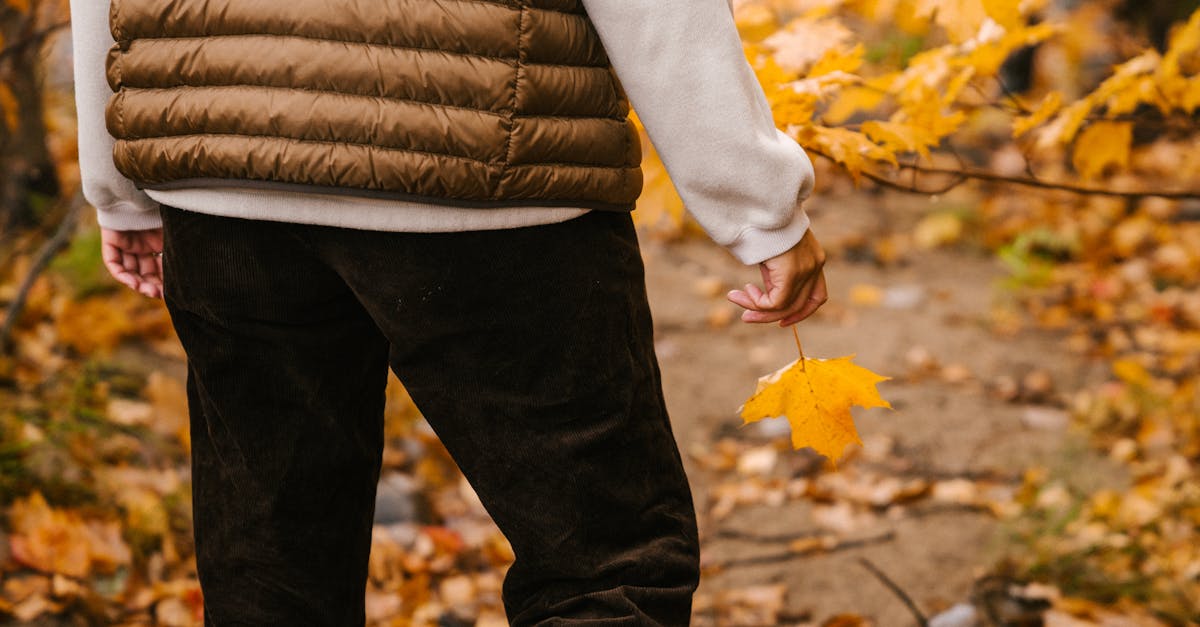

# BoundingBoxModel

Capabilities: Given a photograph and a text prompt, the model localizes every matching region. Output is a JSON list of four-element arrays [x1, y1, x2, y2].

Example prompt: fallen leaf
[[738, 352, 891, 464], [7, 491, 131, 578], [913, 212, 964, 249]]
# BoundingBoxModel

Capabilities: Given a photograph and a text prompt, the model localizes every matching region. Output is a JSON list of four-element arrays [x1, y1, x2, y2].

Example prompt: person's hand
[[726, 228, 827, 326], [101, 226, 164, 299]]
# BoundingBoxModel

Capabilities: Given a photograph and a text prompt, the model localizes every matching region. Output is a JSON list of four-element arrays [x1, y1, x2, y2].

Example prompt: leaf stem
[[792, 326, 805, 367]]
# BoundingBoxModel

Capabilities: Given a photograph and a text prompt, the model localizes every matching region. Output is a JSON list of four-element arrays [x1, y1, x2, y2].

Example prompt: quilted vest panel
[[104, 0, 643, 212]]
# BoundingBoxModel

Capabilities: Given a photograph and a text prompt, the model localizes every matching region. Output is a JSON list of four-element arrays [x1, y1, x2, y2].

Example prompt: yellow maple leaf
[[809, 43, 865, 77], [914, 0, 987, 43], [1072, 120, 1132, 180], [738, 350, 891, 465], [981, 0, 1021, 30], [761, 17, 855, 72], [1035, 98, 1093, 148], [821, 85, 886, 125], [796, 125, 896, 182], [1013, 91, 1063, 138], [733, 2, 780, 42], [1158, 7, 1200, 84], [862, 119, 940, 159]]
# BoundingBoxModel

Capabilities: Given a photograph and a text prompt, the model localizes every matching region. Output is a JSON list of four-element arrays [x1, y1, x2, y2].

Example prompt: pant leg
[[300, 209, 702, 626], [158, 204, 391, 626]]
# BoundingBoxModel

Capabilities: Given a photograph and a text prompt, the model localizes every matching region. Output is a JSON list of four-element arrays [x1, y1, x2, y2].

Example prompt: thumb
[[758, 258, 795, 310]]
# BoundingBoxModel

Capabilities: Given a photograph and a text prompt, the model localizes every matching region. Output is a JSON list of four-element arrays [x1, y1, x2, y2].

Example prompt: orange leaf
[[7, 491, 131, 578], [738, 354, 891, 465]]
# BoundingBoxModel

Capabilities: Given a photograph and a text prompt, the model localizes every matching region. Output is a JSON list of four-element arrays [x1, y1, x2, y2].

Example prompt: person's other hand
[[101, 227, 164, 299], [726, 228, 827, 326]]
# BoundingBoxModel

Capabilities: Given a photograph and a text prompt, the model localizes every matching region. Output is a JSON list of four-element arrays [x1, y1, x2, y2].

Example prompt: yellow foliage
[[846, 0, 930, 35], [821, 85, 886, 124], [809, 42, 866, 77], [761, 17, 855, 72], [1072, 121, 1132, 180], [862, 119, 939, 159], [981, 0, 1021, 30], [1159, 8, 1200, 83], [739, 352, 891, 464], [730, 2, 1196, 193], [1157, 9, 1200, 113], [914, 0, 988, 43], [1035, 97, 1093, 149], [960, 22, 1058, 75], [732, 1, 780, 42], [1013, 91, 1063, 138], [899, 96, 968, 142], [795, 125, 896, 181]]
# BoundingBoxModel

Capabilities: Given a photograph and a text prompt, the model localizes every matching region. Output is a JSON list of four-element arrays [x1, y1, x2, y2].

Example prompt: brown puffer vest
[[104, 0, 643, 212]]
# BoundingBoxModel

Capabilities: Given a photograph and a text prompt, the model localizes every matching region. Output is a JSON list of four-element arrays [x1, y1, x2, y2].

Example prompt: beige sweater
[[70, 0, 815, 265]]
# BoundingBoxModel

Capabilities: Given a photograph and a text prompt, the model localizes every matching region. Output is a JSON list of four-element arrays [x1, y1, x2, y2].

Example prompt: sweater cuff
[[95, 201, 163, 231], [725, 204, 811, 265]]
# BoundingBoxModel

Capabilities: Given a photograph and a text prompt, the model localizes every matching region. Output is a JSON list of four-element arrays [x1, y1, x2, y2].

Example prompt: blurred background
[[1, 0, 1199, 624]]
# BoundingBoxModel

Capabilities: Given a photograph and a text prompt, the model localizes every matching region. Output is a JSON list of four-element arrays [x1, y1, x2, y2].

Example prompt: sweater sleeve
[[579, 0, 816, 265], [69, 0, 162, 231]]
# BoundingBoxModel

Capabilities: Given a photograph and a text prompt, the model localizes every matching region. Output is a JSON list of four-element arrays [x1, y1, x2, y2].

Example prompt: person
[[69, 0, 828, 623]]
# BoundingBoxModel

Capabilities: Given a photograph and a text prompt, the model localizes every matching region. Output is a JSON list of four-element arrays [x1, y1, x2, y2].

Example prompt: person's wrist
[[726, 208, 812, 266]]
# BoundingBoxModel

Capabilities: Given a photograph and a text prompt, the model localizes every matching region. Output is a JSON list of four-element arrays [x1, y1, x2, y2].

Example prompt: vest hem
[[139, 178, 637, 213]]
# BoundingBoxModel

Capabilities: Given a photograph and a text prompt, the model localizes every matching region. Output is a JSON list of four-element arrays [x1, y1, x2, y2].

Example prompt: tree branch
[[0, 192, 84, 354], [0, 20, 70, 63], [858, 557, 929, 627], [807, 148, 1200, 200], [708, 530, 895, 570]]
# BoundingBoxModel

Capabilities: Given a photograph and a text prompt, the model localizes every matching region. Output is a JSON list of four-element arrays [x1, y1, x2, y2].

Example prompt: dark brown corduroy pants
[[157, 203, 701, 626]]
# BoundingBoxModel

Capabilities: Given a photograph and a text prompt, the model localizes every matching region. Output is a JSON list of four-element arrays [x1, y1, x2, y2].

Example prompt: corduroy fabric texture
[[105, 0, 643, 211], [158, 203, 701, 626]]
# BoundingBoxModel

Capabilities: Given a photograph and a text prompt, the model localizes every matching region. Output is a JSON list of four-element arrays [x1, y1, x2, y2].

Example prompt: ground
[[639, 191, 1127, 625]]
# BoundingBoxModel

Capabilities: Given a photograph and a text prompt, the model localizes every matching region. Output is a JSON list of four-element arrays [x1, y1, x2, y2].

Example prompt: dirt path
[[639, 195, 1124, 625]]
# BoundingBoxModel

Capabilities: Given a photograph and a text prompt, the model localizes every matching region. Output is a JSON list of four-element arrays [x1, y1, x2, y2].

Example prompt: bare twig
[[710, 530, 895, 569], [992, 76, 1034, 116], [715, 528, 827, 543], [0, 192, 84, 354], [0, 20, 70, 63], [808, 148, 1200, 200], [857, 557, 929, 627]]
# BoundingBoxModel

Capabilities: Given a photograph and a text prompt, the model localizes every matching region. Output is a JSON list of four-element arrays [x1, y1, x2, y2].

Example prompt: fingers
[[727, 265, 798, 313], [100, 227, 165, 299], [138, 280, 161, 299], [726, 286, 756, 310], [740, 269, 821, 323], [727, 266, 828, 325], [726, 229, 829, 325], [123, 250, 139, 275], [778, 270, 827, 327], [102, 243, 140, 292], [137, 251, 159, 282], [757, 259, 803, 312]]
